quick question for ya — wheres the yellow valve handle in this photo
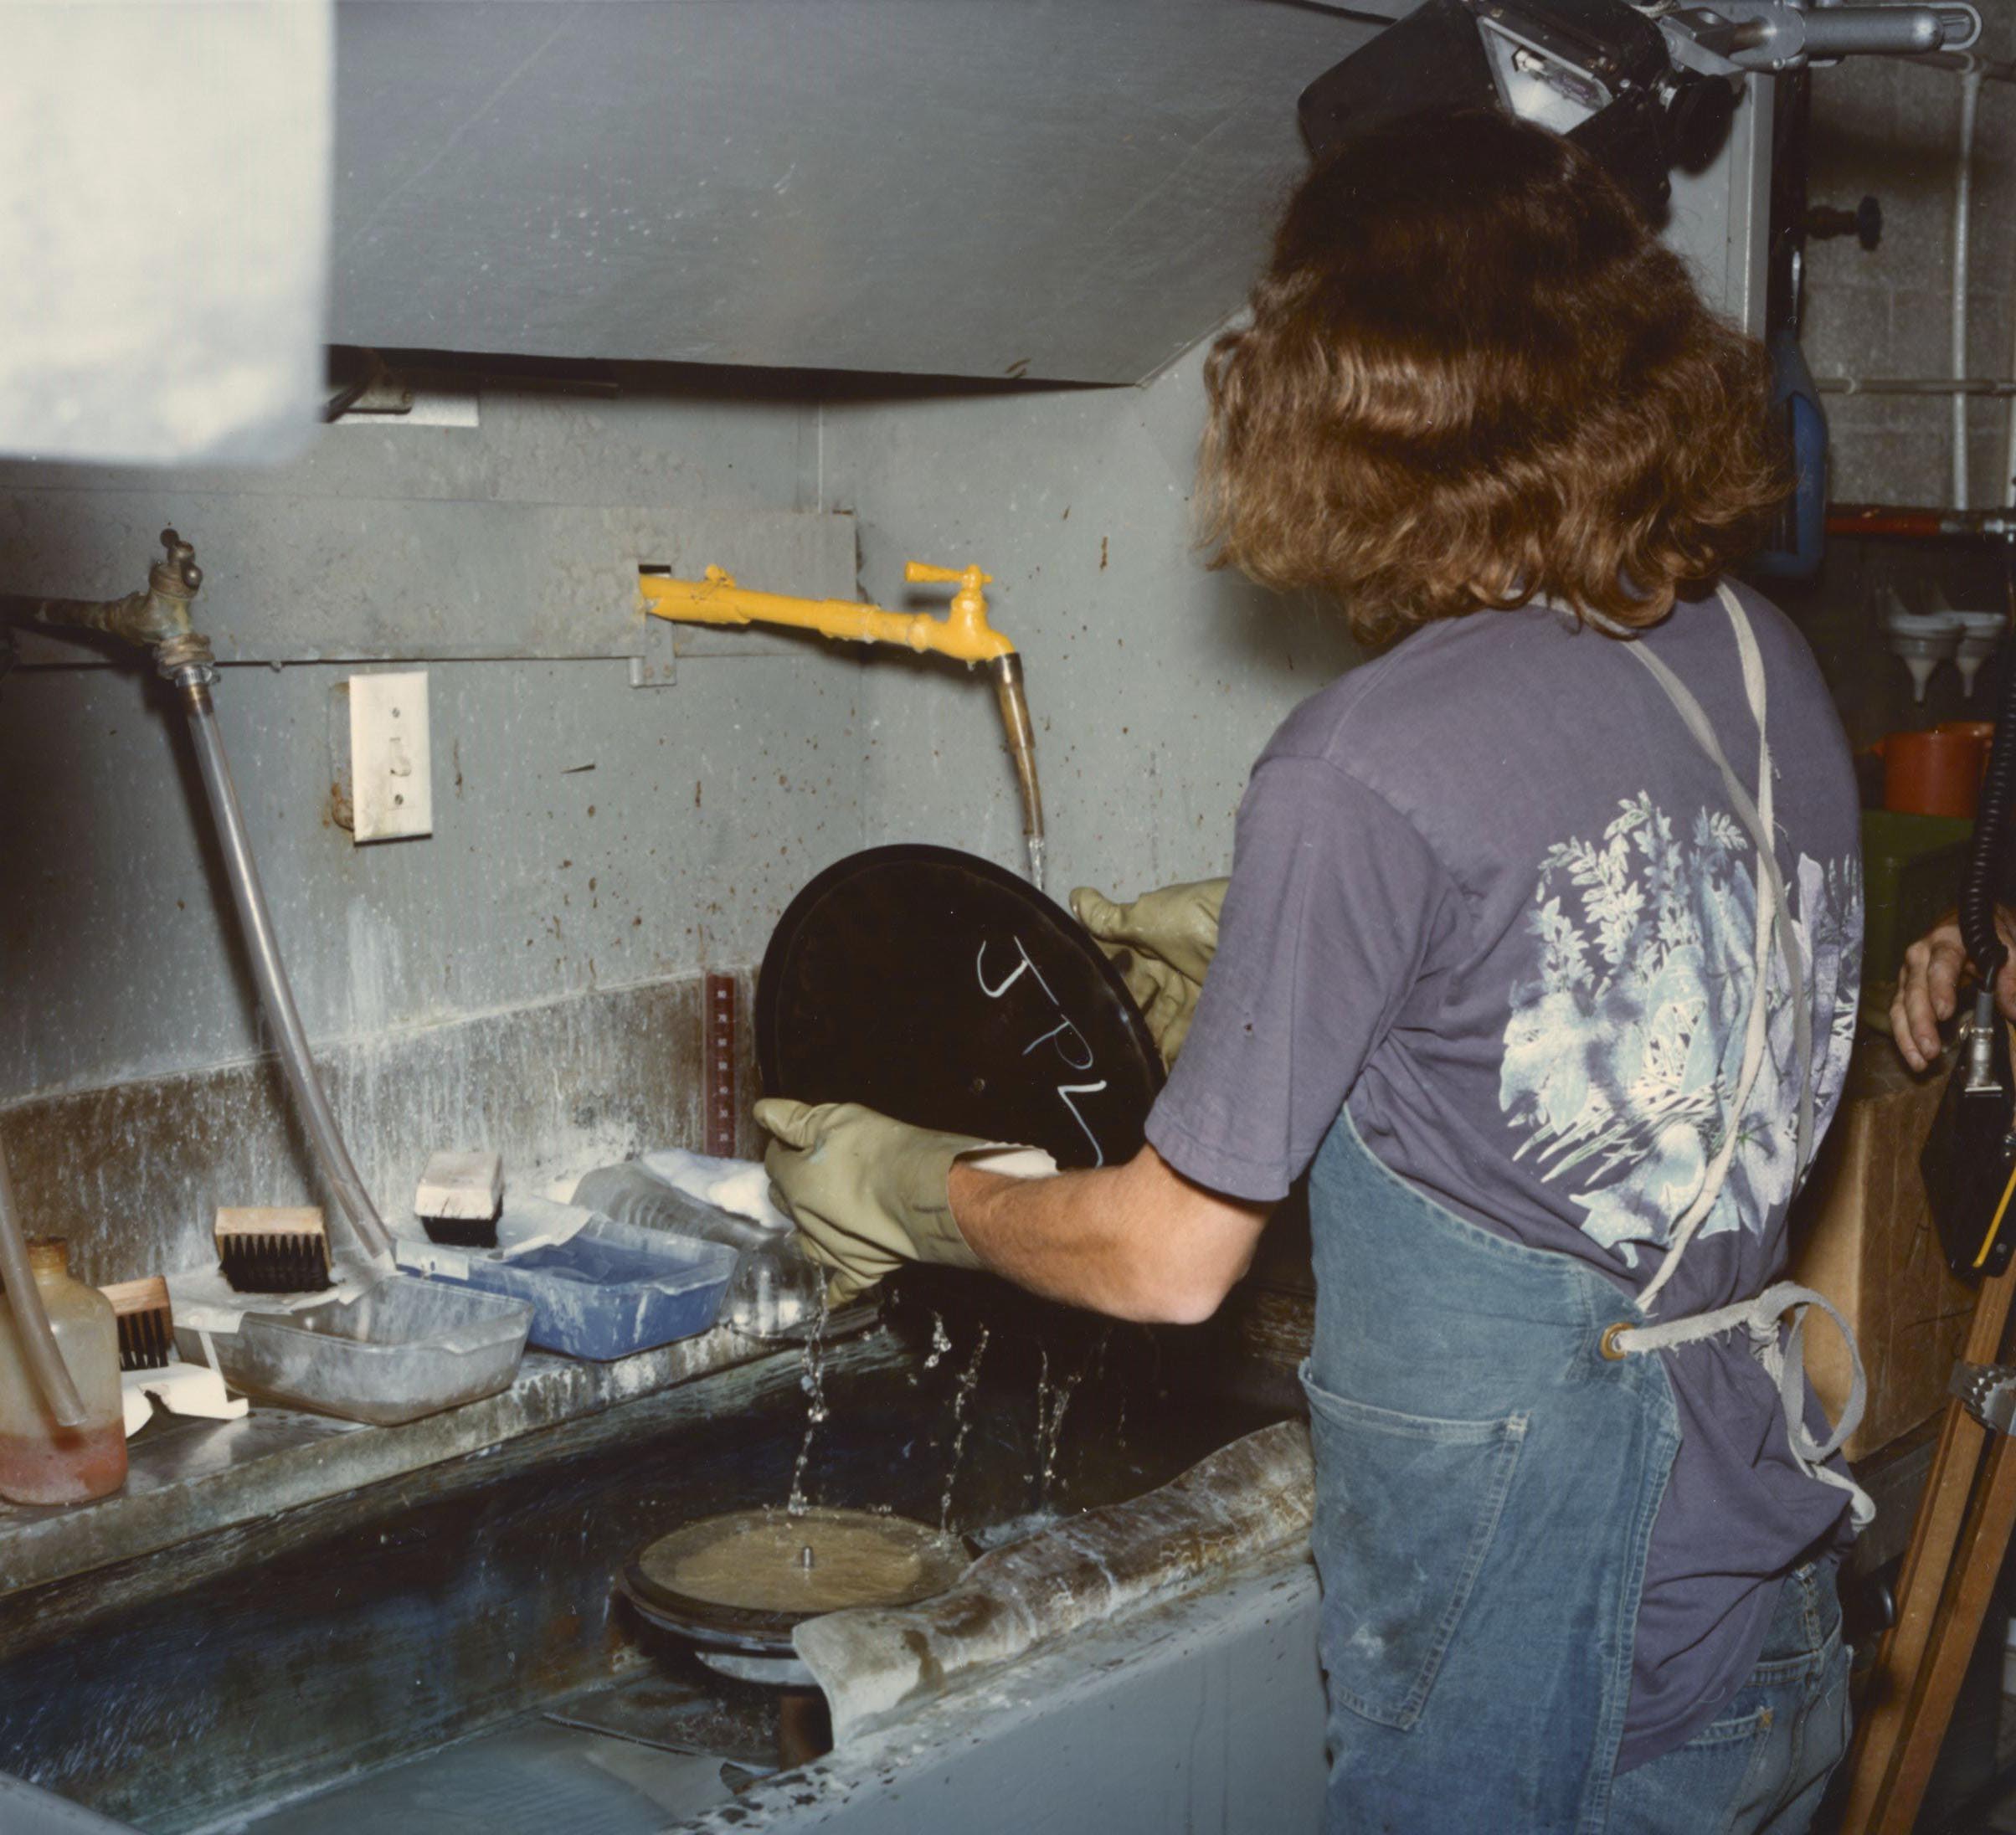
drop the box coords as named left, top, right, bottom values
left=639, top=560, right=1015, bottom=663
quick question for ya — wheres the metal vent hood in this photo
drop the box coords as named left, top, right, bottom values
left=332, top=2, right=1383, bottom=385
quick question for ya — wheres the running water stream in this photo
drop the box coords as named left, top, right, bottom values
left=939, top=1324, right=991, bottom=1530
left=1031, top=1329, right=1108, bottom=1501
left=785, top=1290, right=832, bottom=1517
left=1031, top=1349, right=1077, bottom=1500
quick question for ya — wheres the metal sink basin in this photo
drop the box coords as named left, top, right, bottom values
left=2, top=1281, right=1298, bottom=1834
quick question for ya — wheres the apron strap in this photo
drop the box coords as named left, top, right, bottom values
left=1611, top=1282, right=1875, bottom=1529
left=1585, top=586, right=1814, bottom=1315
left=1581, top=590, right=1864, bottom=1530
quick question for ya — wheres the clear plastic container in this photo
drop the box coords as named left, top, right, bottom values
left=0, top=1239, right=126, bottom=1504
left=570, top=1163, right=825, bottom=1339
left=572, top=1164, right=777, bottom=1252
left=176, top=1275, right=532, bottom=1426
left=396, top=1216, right=735, bottom=1360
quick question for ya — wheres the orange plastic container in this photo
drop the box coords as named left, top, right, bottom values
left=1876, top=726, right=1990, bottom=819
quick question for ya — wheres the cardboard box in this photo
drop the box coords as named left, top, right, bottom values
left=1790, top=1036, right=1977, bottom=1462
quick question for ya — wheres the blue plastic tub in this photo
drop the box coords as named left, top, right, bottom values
left=395, top=1216, right=738, bottom=1361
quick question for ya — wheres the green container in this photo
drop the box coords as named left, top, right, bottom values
left=1862, top=808, right=1974, bottom=1005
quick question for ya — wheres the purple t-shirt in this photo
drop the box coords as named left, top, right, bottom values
left=1147, top=583, right=1862, bottom=1771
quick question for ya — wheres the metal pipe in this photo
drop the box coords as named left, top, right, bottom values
left=0, top=533, right=204, bottom=652
left=0, top=1138, right=86, bottom=1427
left=1819, top=377, right=2016, bottom=394
left=1803, top=4, right=1977, bottom=55
left=643, top=557, right=1049, bottom=889
left=175, top=668, right=394, bottom=1269
left=1828, top=501, right=2016, bottom=537
left=1954, top=69, right=1982, bottom=509
left=1909, top=49, right=2016, bottom=80
left=990, top=654, right=1047, bottom=893
left=640, top=563, right=1015, bottom=665
left=2003, top=252, right=2016, bottom=511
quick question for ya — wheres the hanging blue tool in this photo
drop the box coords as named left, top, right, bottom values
left=1749, top=331, right=1829, bottom=581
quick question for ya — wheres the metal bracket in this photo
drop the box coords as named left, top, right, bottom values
left=627, top=652, right=677, bottom=688
left=1951, top=1360, right=2016, bottom=1434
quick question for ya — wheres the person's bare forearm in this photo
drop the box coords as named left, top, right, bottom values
left=948, top=1146, right=1270, bottom=1325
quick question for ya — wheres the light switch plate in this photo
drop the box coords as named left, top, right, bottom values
left=349, top=671, right=432, bottom=844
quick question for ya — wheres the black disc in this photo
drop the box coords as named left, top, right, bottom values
left=757, top=846, right=1163, bottom=1169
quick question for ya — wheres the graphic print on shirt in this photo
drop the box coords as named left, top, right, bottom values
left=1498, top=793, right=1861, bottom=1270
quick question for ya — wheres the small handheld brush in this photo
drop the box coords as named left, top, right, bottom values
left=414, top=1149, right=504, bottom=1247
left=215, top=1206, right=333, bottom=1293
left=99, top=1276, right=174, bottom=1370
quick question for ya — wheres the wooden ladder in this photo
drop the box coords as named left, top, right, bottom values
left=1839, top=1264, right=2016, bottom=1831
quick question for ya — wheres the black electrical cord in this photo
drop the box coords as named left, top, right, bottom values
left=1960, top=542, right=2016, bottom=989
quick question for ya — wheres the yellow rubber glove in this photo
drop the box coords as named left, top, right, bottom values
left=756, top=1099, right=1055, bottom=1306
left=1071, top=878, right=1229, bottom=1069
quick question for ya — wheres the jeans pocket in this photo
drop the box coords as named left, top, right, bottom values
left=1300, top=1362, right=1527, bottom=1732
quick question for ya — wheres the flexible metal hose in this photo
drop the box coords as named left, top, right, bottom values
left=177, top=669, right=394, bottom=1268
left=0, top=1138, right=86, bottom=1426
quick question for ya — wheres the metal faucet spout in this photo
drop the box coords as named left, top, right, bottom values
left=990, top=655, right=1047, bottom=894
left=1, top=528, right=213, bottom=671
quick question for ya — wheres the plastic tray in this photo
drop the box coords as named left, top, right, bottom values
left=176, top=1274, right=532, bottom=1426
left=394, top=1216, right=737, bottom=1361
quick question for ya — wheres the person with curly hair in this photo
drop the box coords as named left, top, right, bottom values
left=761, top=108, right=1864, bottom=1832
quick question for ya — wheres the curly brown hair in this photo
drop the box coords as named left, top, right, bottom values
left=1197, top=110, right=1788, bottom=646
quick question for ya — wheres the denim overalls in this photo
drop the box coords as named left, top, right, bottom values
left=1299, top=588, right=1869, bottom=1832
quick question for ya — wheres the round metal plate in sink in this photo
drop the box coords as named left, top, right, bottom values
left=620, top=1506, right=972, bottom=1658
left=756, top=845, right=1163, bottom=1169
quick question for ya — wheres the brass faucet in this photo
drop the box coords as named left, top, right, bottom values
left=1, top=528, right=214, bottom=679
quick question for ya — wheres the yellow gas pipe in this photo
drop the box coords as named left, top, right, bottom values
left=640, top=561, right=1048, bottom=889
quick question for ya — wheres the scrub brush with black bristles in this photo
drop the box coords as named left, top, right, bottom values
left=214, top=1206, right=333, bottom=1293
left=100, top=1276, right=174, bottom=1370
left=414, top=1149, right=504, bottom=1247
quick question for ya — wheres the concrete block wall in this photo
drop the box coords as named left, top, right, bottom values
left=0, top=375, right=856, bottom=1105
left=0, top=375, right=863, bottom=1269
left=1805, top=21, right=2016, bottom=506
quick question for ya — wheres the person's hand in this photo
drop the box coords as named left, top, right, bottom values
left=1072, top=878, right=1229, bottom=1069
left=758, top=1099, right=1051, bottom=1306
left=1893, top=910, right=2016, bottom=1072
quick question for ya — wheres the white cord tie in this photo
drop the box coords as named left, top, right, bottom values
left=1608, top=1281, right=1875, bottom=1529
left=1581, top=589, right=1869, bottom=1531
